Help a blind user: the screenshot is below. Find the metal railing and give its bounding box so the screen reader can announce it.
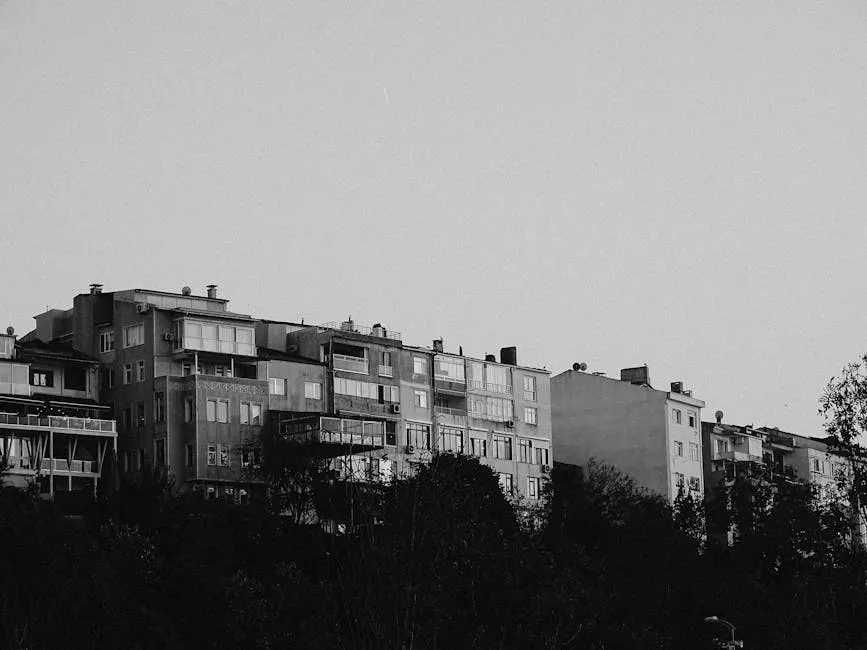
[333,354,369,374]
[378,364,394,377]
[320,321,402,341]
[0,412,116,433]
[435,406,467,417]
[39,458,95,473]
[467,380,512,394]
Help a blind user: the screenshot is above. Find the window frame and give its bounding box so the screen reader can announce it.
[123,324,144,349]
[413,356,427,375]
[674,441,683,457]
[304,381,322,400]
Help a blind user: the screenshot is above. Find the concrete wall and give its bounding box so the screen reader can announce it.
[665,396,704,498]
[551,369,669,498]
[263,359,327,414]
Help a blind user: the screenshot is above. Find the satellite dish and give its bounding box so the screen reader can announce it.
[5,326,13,336]
[572,362,588,372]
[715,410,724,424]
[182,286,192,296]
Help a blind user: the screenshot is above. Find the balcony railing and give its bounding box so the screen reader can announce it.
[320,321,402,341]
[0,412,117,433]
[713,450,760,463]
[333,354,369,374]
[436,406,468,425]
[40,458,96,473]
[467,380,512,394]
[378,364,394,378]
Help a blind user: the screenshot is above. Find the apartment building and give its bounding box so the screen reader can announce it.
[24,285,326,501]
[551,365,705,503]
[0,327,117,499]
[702,416,864,543]
[280,319,552,501]
[22,286,552,502]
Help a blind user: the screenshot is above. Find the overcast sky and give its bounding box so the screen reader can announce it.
[2,1,866,435]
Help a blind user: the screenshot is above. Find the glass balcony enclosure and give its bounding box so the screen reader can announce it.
[0,335,14,359]
[174,319,256,357]
[0,363,30,396]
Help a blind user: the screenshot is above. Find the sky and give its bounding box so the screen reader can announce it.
[2,0,866,436]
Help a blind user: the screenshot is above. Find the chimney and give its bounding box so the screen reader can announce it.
[485,353,496,362]
[432,339,444,353]
[670,381,683,394]
[206,284,218,299]
[500,346,517,366]
[89,284,103,295]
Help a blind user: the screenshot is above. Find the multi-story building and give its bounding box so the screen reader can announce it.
[551,364,705,503]
[0,326,117,499]
[281,320,552,501]
[21,286,552,502]
[702,415,866,544]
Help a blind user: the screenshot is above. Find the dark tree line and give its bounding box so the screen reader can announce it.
[3,447,867,650]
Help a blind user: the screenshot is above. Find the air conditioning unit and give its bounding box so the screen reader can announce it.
[288,344,299,353]
[506,419,515,428]
[404,445,415,454]
[136,303,149,314]
[391,404,401,414]
[162,332,174,342]
[541,465,551,474]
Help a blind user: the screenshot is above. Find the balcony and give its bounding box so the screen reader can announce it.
[435,406,468,425]
[333,354,369,374]
[0,413,116,435]
[378,364,394,378]
[40,458,97,474]
[320,321,402,342]
[712,450,761,463]
[467,380,512,395]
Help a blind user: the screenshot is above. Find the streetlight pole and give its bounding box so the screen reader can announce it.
[704,616,741,649]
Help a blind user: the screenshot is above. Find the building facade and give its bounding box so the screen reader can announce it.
[21,286,552,502]
[551,365,705,503]
[0,327,117,499]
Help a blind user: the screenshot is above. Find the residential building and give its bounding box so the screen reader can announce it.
[22,286,552,502]
[0,327,117,499]
[551,364,705,503]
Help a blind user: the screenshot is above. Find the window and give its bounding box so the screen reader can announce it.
[688,411,697,428]
[674,441,683,457]
[182,363,193,377]
[484,364,511,393]
[406,422,431,450]
[386,421,397,446]
[154,392,165,423]
[64,367,87,391]
[123,324,144,348]
[155,439,166,466]
[528,477,541,500]
[136,402,145,427]
[105,369,115,389]
[534,447,549,466]
[470,436,487,457]
[269,377,286,395]
[180,320,255,356]
[498,473,513,495]
[523,375,537,401]
[136,450,144,470]
[434,357,465,382]
[469,396,514,422]
[413,390,428,408]
[242,447,262,469]
[122,408,132,430]
[688,442,699,461]
[123,364,132,385]
[675,472,685,488]
[207,444,217,466]
[240,402,262,425]
[184,398,194,423]
[382,351,392,366]
[413,357,427,375]
[519,438,533,463]
[716,439,728,453]
[688,476,701,491]
[439,426,463,453]
[207,399,229,423]
[493,435,513,460]
[185,443,194,467]
[30,370,53,387]
[672,409,682,424]
[304,382,322,400]
[99,330,115,353]
[524,407,537,425]
[214,365,232,377]
[207,486,216,501]
[811,458,820,473]
[214,444,230,467]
